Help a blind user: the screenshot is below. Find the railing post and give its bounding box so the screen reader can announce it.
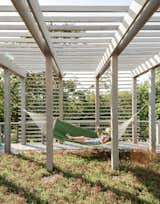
[20,78,26,145]
[148,68,156,152]
[95,77,100,128]
[41,122,46,144]
[4,69,11,153]
[0,125,2,145]
[59,76,63,120]
[132,77,137,143]
[111,54,119,170]
[156,121,160,145]
[45,56,53,172]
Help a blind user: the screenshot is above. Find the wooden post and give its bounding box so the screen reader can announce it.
[132,77,137,143]
[4,69,11,153]
[59,77,63,120]
[0,125,2,145]
[20,78,26,145]
[111,54,119,170]
[148,68,156,152]
[156,121,160,145]
[95,77,100,127]
[45,56,53,172]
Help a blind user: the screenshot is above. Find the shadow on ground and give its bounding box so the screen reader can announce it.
[0,175,48,203]
[11,152,154,203]
[122,164,160,200]
[70,150,130,161]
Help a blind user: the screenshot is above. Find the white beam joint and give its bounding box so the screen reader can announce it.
[96,0,160,78]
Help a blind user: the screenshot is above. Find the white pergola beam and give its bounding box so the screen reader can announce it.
[11,0,62,78]
[52,43,160,49]
[0,23,159,31]
[48,24,119,31]
[1,30,160,38]
[56,52,104,56]
[51,31,115,38]
[0,16,124,23]
[132,52,160,77]
[49,24,160,31]
[0,44,38,49]
[137,31,160,37]
[41,6,128,12]
[96,0,160,77]
[27,0,62,77]
[52,38,111,43]
[0,47,105,52]
[0,31,114,38]
[1,15,160,23]
[0,54,26,78]
[1,37,160,44]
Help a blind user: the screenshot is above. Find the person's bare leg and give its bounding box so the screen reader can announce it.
[66,134,88,143]
[72,137,87,143]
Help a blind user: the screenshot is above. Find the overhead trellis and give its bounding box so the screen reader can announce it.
[0,0,159,171]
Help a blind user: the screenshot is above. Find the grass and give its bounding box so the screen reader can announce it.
[0,150,159,204]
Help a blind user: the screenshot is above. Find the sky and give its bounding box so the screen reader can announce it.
[0,0,131,6]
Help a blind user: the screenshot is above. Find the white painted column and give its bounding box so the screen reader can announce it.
[148,68,156,152]
[132,77,137,143]
[20,78,26,145]
[45,56,53,171]
[111,54,119,170]
[156,121,160,145]
[0,125,2,145]
[95,77,100,127]
[4,69,11,153]
[59,77,63,120]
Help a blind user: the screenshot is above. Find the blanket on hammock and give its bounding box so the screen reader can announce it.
[53,119,110,146]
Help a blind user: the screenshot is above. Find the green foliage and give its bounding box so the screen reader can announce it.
[1,69,160,141]
[26,73,45,113]
[136,67,160,140]
[10,75,19,122]
[0,72,19,122]
[137,80,149,121]
[137,81,149,140]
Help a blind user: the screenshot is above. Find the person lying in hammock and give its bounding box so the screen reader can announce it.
[65,127,111,145]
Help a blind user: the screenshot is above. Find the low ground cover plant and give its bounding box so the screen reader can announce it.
[0,150,159,204]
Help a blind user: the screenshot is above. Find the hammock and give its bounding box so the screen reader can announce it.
[54,118,95,138]
[25,110,109,145]
[25,104,146,146]
[52,118,111,146]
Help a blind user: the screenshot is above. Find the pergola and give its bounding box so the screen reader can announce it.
[0,0,160,171]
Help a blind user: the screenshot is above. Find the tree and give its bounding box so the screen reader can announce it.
[0,71,19,122]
